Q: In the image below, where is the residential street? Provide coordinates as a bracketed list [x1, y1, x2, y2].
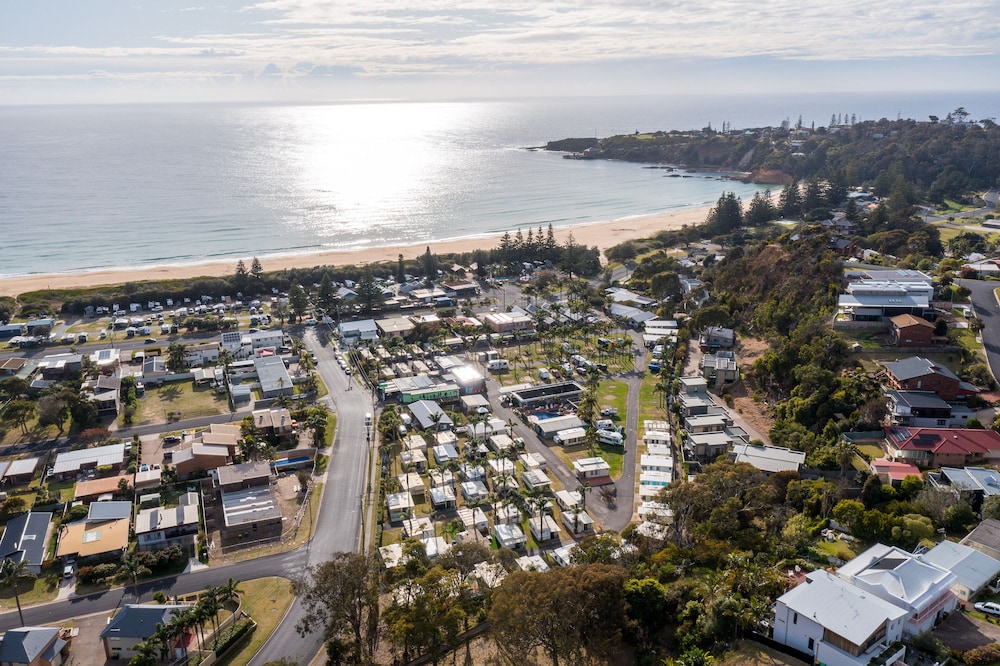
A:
[962, 278, 1000, 383]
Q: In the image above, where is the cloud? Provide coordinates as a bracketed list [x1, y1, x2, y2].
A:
[1, 0, 998, 102]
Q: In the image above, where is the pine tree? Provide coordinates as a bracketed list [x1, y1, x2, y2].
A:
[233, 260, 249, 296]
[779, 181, 802, 219]
[743, 190, 777, 226]
[397, 254, 405, 283]
[705, 192, 743, 234]
[545, 223, 557, 260]
[421, 246, 437, 281]
[250, 257, 264, 295]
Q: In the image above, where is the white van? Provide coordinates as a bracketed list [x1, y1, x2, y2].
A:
[597, 429, 624, 446]
[487, 359, 509, 372]
[538, 368, 551, 380]
[595, 419, 615, 431]
[365, 413, 372, 426]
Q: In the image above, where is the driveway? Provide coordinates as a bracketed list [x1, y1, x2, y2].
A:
[934, 610, 1000, 652]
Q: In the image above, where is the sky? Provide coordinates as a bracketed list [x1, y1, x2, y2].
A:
[2, 0, 999, 104]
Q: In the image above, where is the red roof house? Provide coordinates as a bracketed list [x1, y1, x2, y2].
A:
[870, 458, 922, 485]
[883, 427, 1000, 468]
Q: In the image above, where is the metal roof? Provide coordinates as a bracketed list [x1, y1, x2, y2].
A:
[53, 443, 125, 474]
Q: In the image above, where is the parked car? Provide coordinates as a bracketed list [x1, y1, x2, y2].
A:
[163, 435, 181, 444]
[600, 407, 619, 417]
[975, 602, 1000, 617]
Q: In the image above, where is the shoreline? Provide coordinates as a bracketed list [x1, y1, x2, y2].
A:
[0, 207, 709, 298]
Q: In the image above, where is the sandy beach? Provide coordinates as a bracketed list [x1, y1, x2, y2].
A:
[0, 207, 709, 298]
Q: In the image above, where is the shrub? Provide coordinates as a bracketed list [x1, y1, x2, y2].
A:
[65, 504, 89, 522]
[76, 562, 119, 584]
[965, 644, 1000, 666]
[212, 618, 254, 654]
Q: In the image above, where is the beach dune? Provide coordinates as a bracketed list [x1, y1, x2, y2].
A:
[0, 207, 708, 298]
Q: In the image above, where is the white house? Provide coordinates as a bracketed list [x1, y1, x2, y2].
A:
[493, 523, 526, 549]
[837, 543, 958, 636]
[773, 569, 908, 666]
[918, 540, 1000, 602]
[573, 457, 610, 480]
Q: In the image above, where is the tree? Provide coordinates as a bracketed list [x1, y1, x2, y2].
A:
[250, 257, 265, 294]
[489, 565, 628, 666]
[982, 495, 1000, 521]
[316, 273, 338, 321]
[296, 551, 382, 663]
[120, 553, 150, 601]
[704, 192, 742, 235]
[233, 259, 250, 295]
[779, 180, 802, 218]
[36, 394, 70, 433]
[288, 282, 309, 321]
[0, 557, 33, 626]
[355, 267, 383, 315]
[421, 246, 438, 282]
[2, 399, 35, 435]
[166, 342, 188, 373]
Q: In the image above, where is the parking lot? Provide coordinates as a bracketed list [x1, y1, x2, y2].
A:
[935, 610, 1000, 652]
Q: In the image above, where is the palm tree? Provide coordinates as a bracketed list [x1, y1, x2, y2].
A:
[0, 557, 33, 626]
[130, 639, 159, 666]
[219, 577, 243, 603]
[151, 623, 172, 662]
[119, 552, 146, 601]
[576, 482, 592, 512]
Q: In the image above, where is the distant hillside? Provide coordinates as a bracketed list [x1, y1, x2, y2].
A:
[546, 116, 1000, 200]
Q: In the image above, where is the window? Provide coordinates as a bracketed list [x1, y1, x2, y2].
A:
[793, 612, 798, 625]
[808, 638, 814, 650]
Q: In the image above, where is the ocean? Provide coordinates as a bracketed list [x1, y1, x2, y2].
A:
[1, 91, 997, 279]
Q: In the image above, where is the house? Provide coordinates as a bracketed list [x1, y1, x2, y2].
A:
[387, 492, 415, 523]
[828, 237, 860, 257]
[0, 512, 52, 574]
[51, 443, 126, 480]
[482, 312, 534, 335]
[135, 492, 200, 552]
[428, 469, 455, 489]
[216, 461, 272, 492]
[430, 485, 457, 509]
[608, 303, 656, 328]
[918, 540, 1000, 602]
[338, 319, 378, 343]
[0, 626, 68, 666]
[141, 356, 167, 383]
[698, 327, 735, 351]
[74, 474, 132, 503]
[456, 505, 489, 534]
[219, 484, 282, 546]
[432, 444, 460, 465]
[869, 459, 921, 487]
[928, 466, 1000, 510]
[254, 355, 293, 399]
[251, 408, 295, 438]
[837, 543, 957, 635]
[573, 457, 611, 481]
[531, 413, 585, 439]
[2, 457, 40, 486]
[87, 500, 132, 522]
[684, 412, 730, 434]
[493, 523, 526, 549]
[605, 287, 656, 308]
[730, 443, 805, 474]
[172, 444, 232, 480]
[562, 508, 595, 536]
[56, 517, 130, 564]
[376, 317, 415, 339]
[885, 390, 973, 428]
[522, 469, 552, 490]
[883, 427, 1000, 468]
[837, 270, 934, 322]
[399, 448, 427, 473]
[36, 353, 83, 380]
[773, 569, 908, 666]
[100, 604, 194, 661]
[516, 554, 550, 572]
[460, 480, 489, 502]
[401, 517, 434, 540]
[687, 432, 736, 459]
[396, 472, 425, 499]
[409, 400, 454, 432]
[881, 356, 978, 401]
[639, 471, 673, 499]
[640, 454, 673, 474]
[962, 518, 1000, 561]
[519, 452, 547, 471]
[510, 381, 585, 409]
[702, 350, 739, 388]
[890, 314, 935, 348]
[528, 513, 561, 542]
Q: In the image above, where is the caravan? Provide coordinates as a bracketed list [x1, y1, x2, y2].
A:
[597, 429, 624, 447]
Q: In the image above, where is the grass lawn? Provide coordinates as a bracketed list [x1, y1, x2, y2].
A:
[717, 641, 809, 666]
[596, 442, 625, 478]
[217, 577, 295, 666]
[597, 379, 629, 426]
[136, 381, 229, 423]
[815, 538, 857, 562]
[638, 374, 666, 426]
[851, 454, 870, 472]
[856, 444, 884, 461]
[0, 571, 61, 608]
[950, 327, 986, 362]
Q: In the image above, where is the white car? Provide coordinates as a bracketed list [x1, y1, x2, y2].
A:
[975, 601, 1000, 617]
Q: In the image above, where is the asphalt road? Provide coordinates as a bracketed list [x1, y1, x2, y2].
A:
[963, 278, 1000, 384]
[248, 326, 375, 665]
